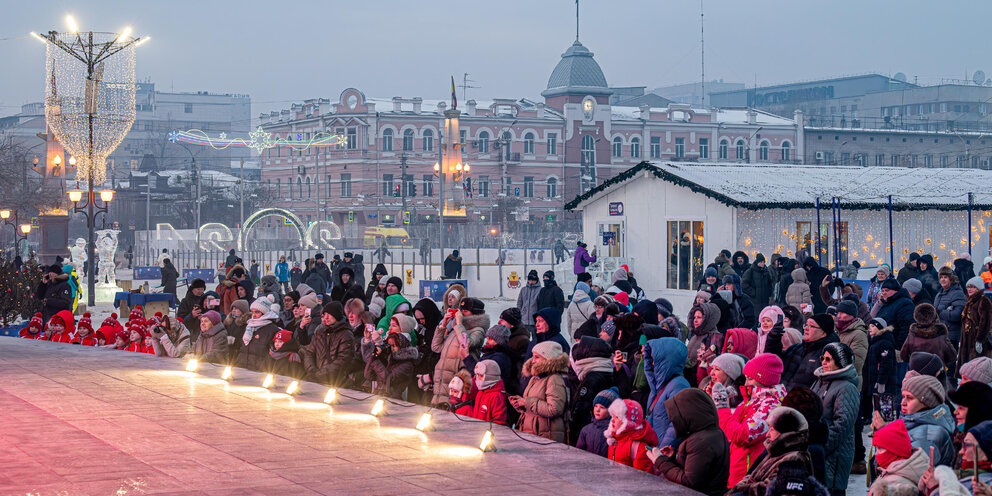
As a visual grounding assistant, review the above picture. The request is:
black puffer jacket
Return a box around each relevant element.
[309,320,357,386]
[236,320,280,372]
[778,333,840,390]
[742,262,775,312]
[651,388,730,496]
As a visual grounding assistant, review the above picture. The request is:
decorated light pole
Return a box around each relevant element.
[33,16,145,307]
[0,209,33,257]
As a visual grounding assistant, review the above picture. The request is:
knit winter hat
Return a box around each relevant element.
[448,375,465,397]
[835,300,858,317]
[527,270,539,281]
[695,290,712,302]
[605,399,645,440]
[711,353,746,381]
[961,357,992,384]
[201,310,222,326]
[230,299,250,316]
[474,360,501,390]
[458,297,485,315]
[759,305,784,324]
[822,342,854,369]
[250,294,277,315]
[485,324,511,347]
[969,420,992,461]
[577,272,592,284]
[190,278,206,290]
[881,278,902,291]
[810,314,835,335]
[273,329,293,343]
[29,312,43,329]
[386,276,403,290]
[767,406,808,434]
[704,266,718,279]
[744,353,784,386]
[298,293,319,310]
[869,317,888,330]
[873,419,913,459]
[593,387,620,410]
[877,265,892,277]
[497,309,521,330]
[903,374,945,409]
[908,351,945,378]
[613,292,629,307]
[967,276,986,290]
[531,340,564,359]
[322,302,344,322]
[903,278,923,295]
[129,307,144,321]
[390,314,417,335]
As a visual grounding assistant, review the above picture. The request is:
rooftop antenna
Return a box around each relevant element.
[700,0,705,107]
[575,0,580,42]
[460,73,480,102]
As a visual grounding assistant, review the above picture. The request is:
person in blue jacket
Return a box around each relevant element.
[643,337,690,448]
[275,256,290,294]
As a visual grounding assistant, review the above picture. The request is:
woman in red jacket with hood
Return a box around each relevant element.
[606,399,659,472]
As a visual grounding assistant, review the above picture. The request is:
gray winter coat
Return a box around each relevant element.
[516,282,541,326]
[811,364,860,491]
[192,322,229,363]
[901,404,956,467]
[933,284,966,343]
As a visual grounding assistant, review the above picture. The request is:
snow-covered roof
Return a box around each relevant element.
[566,161,992,211]
[714,108,794,126]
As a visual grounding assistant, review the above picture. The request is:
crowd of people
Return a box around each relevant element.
[17,245,992,496]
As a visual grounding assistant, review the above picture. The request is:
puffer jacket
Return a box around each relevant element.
[779,333,840,390]
[902,403,955,467]
[900,304,957,368]
[516,282,541,326]
[152,327,191,358]
[607,420,659,473]
[644,337,690,448]
[876,288,917,350]
[686,301,723,371]
[741,262,775,311]
[517,352,569,443]
[785,268,812,309]
[566,289,595,338]
[191,322,228,363]
[309,320,357,386]
[868,447,929,496]
[836,317,869,389]
[430,312,488,405]
[959,289,992,371]
[933,284,966,344]
[718,384,787,487]
[731,429,813,496]
[364,333,419,397]
[863,327,900,400]
[236,320,280,372]
[576,417,609,457]
[811,363,860,491]
[650,388,730,496]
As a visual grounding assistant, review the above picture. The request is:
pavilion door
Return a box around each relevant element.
[597,220,625,258]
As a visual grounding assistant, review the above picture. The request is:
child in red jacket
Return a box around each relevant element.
[124,326,147,353]
[72,319,98,346]
[448,369,475,415]
[47,310,76,343]
[471,360,507,425]
[19,313,44,339]
[605,398,658,472]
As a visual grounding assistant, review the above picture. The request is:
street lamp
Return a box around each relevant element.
[1,209,32,256]
[67,188,114,307]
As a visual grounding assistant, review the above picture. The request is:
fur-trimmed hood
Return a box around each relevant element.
[522,352,569,378]
[460,312,490,332]
[909,303,948,338]
[388,339,419,363]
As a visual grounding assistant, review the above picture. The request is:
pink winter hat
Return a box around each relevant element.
[759,305,784,325]
[743,353,784,387]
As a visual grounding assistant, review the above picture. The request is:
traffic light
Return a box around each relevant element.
[393,184,400,197]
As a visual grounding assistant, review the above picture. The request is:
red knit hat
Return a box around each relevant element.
[743,353,784,386]
[613,292,629,307]
[102,314,118,327]
[872,419,912,459]
[274,330,293,343]
[29,313,43,330]
[129,307,143,321]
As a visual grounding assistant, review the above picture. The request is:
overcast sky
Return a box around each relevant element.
[2,0,991,119]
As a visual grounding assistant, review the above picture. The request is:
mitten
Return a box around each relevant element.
[710,382,729,409]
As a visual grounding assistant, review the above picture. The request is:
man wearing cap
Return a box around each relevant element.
[35,264,73,323]
[777,314,840,390]
[312,253,333,292]
[897,252,921,285]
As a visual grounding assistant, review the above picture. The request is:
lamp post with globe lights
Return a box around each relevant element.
[0,209,33,257]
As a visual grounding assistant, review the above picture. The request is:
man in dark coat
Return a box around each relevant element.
[775,258,797,306]
[535,270,564,312]
[443,250,462,279]
[649,388,731,496]
[731,251,750,277]
[774,313,840,390]
[917,254,941,296]
[311,253,333,291]
[874,279,916,351]
[568,337,615,445]
[36,264,73,323]
[934,266,967,346]
[177,278,207,333]
[329,267,365,305]
[742,253,776,312]
[307,302,356,386]
[953,255,976,291]
[896,253,920,285]
[802,257,831,314]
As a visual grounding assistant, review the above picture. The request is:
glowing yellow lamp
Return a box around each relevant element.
[285,380,300,395]
[480,430,495,452]
[68,190,84,203]
[221,366,233,380]
[262,374,274,388]
[370,399,385,416]
[416,412,432,431]
[323,388,337,404]
[185,358,199,372]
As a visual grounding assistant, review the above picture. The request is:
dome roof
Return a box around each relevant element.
[542,41,612,98]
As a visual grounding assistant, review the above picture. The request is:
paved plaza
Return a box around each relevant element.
[0,337,699,495]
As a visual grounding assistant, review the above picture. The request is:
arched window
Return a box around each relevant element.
[478,131,490,153]
[781,141,792,162]
[524,132,535,154]
[546,177,558,198]
[382,128,394,152]
[612,137,623,157]
[719,139,729,160]
[305,177,312,199]
[631,137,640,158]
[735,139,746,160]
[758,140,770,161]
[402,129,415,151]
[296,177,303,199]
[581,135,596,193]
[422,129,434,151]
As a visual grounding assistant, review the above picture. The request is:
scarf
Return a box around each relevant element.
[570,356,613,381]
[875,449,901,469]
[244,314,276,345]
[475,375,500,391]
